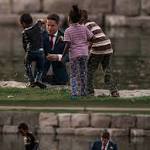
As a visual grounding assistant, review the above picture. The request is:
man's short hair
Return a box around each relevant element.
[47,14,60,24]
[101,130,110,139]
[20,13,33,25]
[18,122,29,130]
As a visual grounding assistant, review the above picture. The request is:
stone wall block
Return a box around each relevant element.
[43,0,113,14]
[88,0,113,13]
[58,113,71,128]
[111,115,136,128]
[12,112,39,132]
[0,0,11,13]
[12,0,41,13]
[115,0,141,16]
[142,0,150,15]
[75,128,101,136]
[91,113,111,128]
[108,128,129,136]
[39,113,58,128]
[37,126,55,134]
[131,129,145,136]
[56,128,75,135]
[3,125,18,134]
[136,115,150,129]
[71,114,90,128]
[0,112,12,126]
[43,0,92,14]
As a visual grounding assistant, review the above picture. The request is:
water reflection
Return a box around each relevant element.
[1,25,150,89]
[0,134,150,150]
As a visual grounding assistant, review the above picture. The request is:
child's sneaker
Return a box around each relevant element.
[26,82,36,88]
[35,81,47,89]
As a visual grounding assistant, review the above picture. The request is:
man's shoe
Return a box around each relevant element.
[111,91,120,97]
[35,81,47,89]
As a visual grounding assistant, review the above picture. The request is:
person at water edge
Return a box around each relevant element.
[19,13,46,89]
[91,130,118,150]
[18,122,39,150]
[80,10,119,97]
[42,13,69,85]
[62,5,93,97]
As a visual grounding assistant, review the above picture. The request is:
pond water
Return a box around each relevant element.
[0,25,150,89]
[0,134,150,150]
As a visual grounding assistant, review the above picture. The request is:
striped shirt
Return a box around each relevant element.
[85,21,113,54]
[64,23,93,59]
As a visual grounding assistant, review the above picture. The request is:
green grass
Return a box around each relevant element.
[0,87,150,108]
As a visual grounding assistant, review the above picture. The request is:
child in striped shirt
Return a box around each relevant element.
[62,5,93,98]
[80,10,119,97]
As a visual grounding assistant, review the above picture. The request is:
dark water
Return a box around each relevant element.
[1,25,150,89]
[0,134,150,150]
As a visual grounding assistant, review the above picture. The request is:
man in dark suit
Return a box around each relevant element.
[91,130,118,150]
[42,14,69,85]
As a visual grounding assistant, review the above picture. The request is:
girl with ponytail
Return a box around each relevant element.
[62,5,94,98]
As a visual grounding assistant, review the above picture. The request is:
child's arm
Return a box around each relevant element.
[22,32,27,52]
[61,41,70,62]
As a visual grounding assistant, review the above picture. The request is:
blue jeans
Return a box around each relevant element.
[24,51,44,83]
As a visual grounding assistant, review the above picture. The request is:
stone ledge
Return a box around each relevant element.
[105,15,150,27]
[131,129,150,136]
[3,125,18,134]
[0,14,18,25]
[56,128,75,135]
[37,126,55,134]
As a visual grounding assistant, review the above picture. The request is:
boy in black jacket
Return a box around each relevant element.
[18,123,39,150]
[19,13,46,89]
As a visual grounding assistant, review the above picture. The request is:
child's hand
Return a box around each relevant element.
[61,56,65,64]
[46,54,58,61]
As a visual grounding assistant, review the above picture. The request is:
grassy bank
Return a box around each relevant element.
[0,87,150,108]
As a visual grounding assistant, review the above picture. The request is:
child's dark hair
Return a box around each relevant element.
[47,14,60,24]
[80,10,88,22]
[20,13,33,25]
[69,5,81,23]
[18,122,29,130]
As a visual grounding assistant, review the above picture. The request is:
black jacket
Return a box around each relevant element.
[22,22,43,52]
[24,132,39,150]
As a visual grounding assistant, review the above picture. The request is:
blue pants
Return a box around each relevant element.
[24,51,44,83]
[70,56,88,96]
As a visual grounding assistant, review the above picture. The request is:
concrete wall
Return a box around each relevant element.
[1,111,150,137]
[1,0,150,27]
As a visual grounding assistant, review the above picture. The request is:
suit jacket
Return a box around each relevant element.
[42,30,68,85]
[91,140,118,150]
